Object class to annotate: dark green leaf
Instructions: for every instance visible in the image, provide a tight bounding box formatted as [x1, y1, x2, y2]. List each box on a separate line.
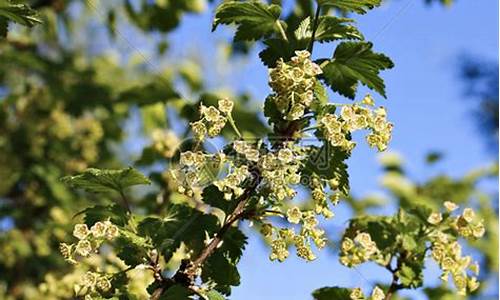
[397, 262, 424, 288]
[115, 230, 152, 266]
[138, 205, 219, 262]
[312, 286, 352, 300]
[201, 252, 240, 295]
[202, 185, 237, 214]
[213, 1, 282, 41]
[321, 42, 394, 99]
[117, 80, 179, 106]
[317, 0, 382, 14]
[61, 167, 151, 194]
[161, 284, 193, 300]
[78, 204, 129, 227]
[259, 38, 301, 67]
[304, 145, 350, 194]
[0, 17, 7, 37]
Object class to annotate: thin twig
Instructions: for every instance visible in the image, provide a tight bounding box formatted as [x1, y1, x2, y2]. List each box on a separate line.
[276, 20, 288, 41]
[308, 4, 321, 54]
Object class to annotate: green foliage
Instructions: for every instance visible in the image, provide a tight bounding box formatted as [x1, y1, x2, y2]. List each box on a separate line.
[312, 286, 352, 300]
[321, 42, 394, 99]
[0, 0, 494, 299]
[213, 1, 282, 41]
[317, 0, 382, 14]
[0, 0, 41, 37]
[61, 167, 151, 194]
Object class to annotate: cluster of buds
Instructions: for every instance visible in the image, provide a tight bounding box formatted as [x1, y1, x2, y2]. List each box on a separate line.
[263, 210, 327, 263]
[60, 221, 119, 263]
[151, 129, 180, 159]
[268, 50, 322, 120]
[310, 175, 337, 219]
[190, 99, 234, 140]
[430, 235, 480, 295]
[339, 232, 380, 267]
[74, 271, 112, 298]
[320, 98, 393, 152]
[349, 286, 385, 300]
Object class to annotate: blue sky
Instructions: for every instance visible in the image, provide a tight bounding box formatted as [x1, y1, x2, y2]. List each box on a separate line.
[97, 0, 499, 298]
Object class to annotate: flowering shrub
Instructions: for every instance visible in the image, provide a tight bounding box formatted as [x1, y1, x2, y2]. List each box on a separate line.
[27, 1, 488, 299]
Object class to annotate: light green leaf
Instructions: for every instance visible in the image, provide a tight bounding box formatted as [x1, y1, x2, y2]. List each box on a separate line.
[315, 16, 364, 42]
[295, 16, 363, 43]
[317, 0, 382, 14]
[61, 167, 151, 194]
[204, 290, 225, 300]
[213, 1, 282, 41]
[321, 42, 394, 99]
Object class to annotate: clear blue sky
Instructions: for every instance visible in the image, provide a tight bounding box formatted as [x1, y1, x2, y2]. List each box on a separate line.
[108, 0, 498, 298]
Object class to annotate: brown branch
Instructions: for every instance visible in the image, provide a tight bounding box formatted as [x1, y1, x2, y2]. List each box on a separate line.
[150, 169, 261, 299]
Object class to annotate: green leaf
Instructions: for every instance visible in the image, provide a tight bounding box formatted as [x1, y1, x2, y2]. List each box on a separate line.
[259, 38, 300, 67]
[312, 286, 352, 300]
[321, 42, 394, 99]
[199, 228, 246, 295]
[295, 16, 363, 43]
[0, 1, 41, 30]
[0, 17, 7, 37]
[317, 0, 382, 14]
[115, 230, 152, 266]
[304, 145, 350, 194]
[61, 167, 151, 194]
[202, 185, 237, 214]
[138, 205, 219, 262]
[213, 1, 282, 41]
[263, 96, 282, 126]
[161, 284, 193, 300]
[117, 80, 179, 106]
[397, 262, 424, 288]
[78, 204, 129, 227]
[310, 81, 329, 113]
[314, 16, 364, 42]
[201, 252, 240, 295]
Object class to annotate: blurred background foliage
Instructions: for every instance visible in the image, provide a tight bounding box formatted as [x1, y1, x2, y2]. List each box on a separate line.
[0, 0, 497, 299]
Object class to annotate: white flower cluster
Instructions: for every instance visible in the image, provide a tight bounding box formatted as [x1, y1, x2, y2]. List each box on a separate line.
[269, 50, 322, 120]
[190, 99, 234, 141]
[213, 164, 250, 200]
[427, 204, 484, 295]
[339, 232, 380, 267]
[428, 203, 485, 239]
[74, 271, 112, 298]
[60, 221, 119, 263]
[431, 234, 480, 295]
[259, 144, 302, 202]
[350, 286, 385, 300]
[320, 100, 393, 152]
[262, 209, 327, 263]
[170, 150, 209, 197]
